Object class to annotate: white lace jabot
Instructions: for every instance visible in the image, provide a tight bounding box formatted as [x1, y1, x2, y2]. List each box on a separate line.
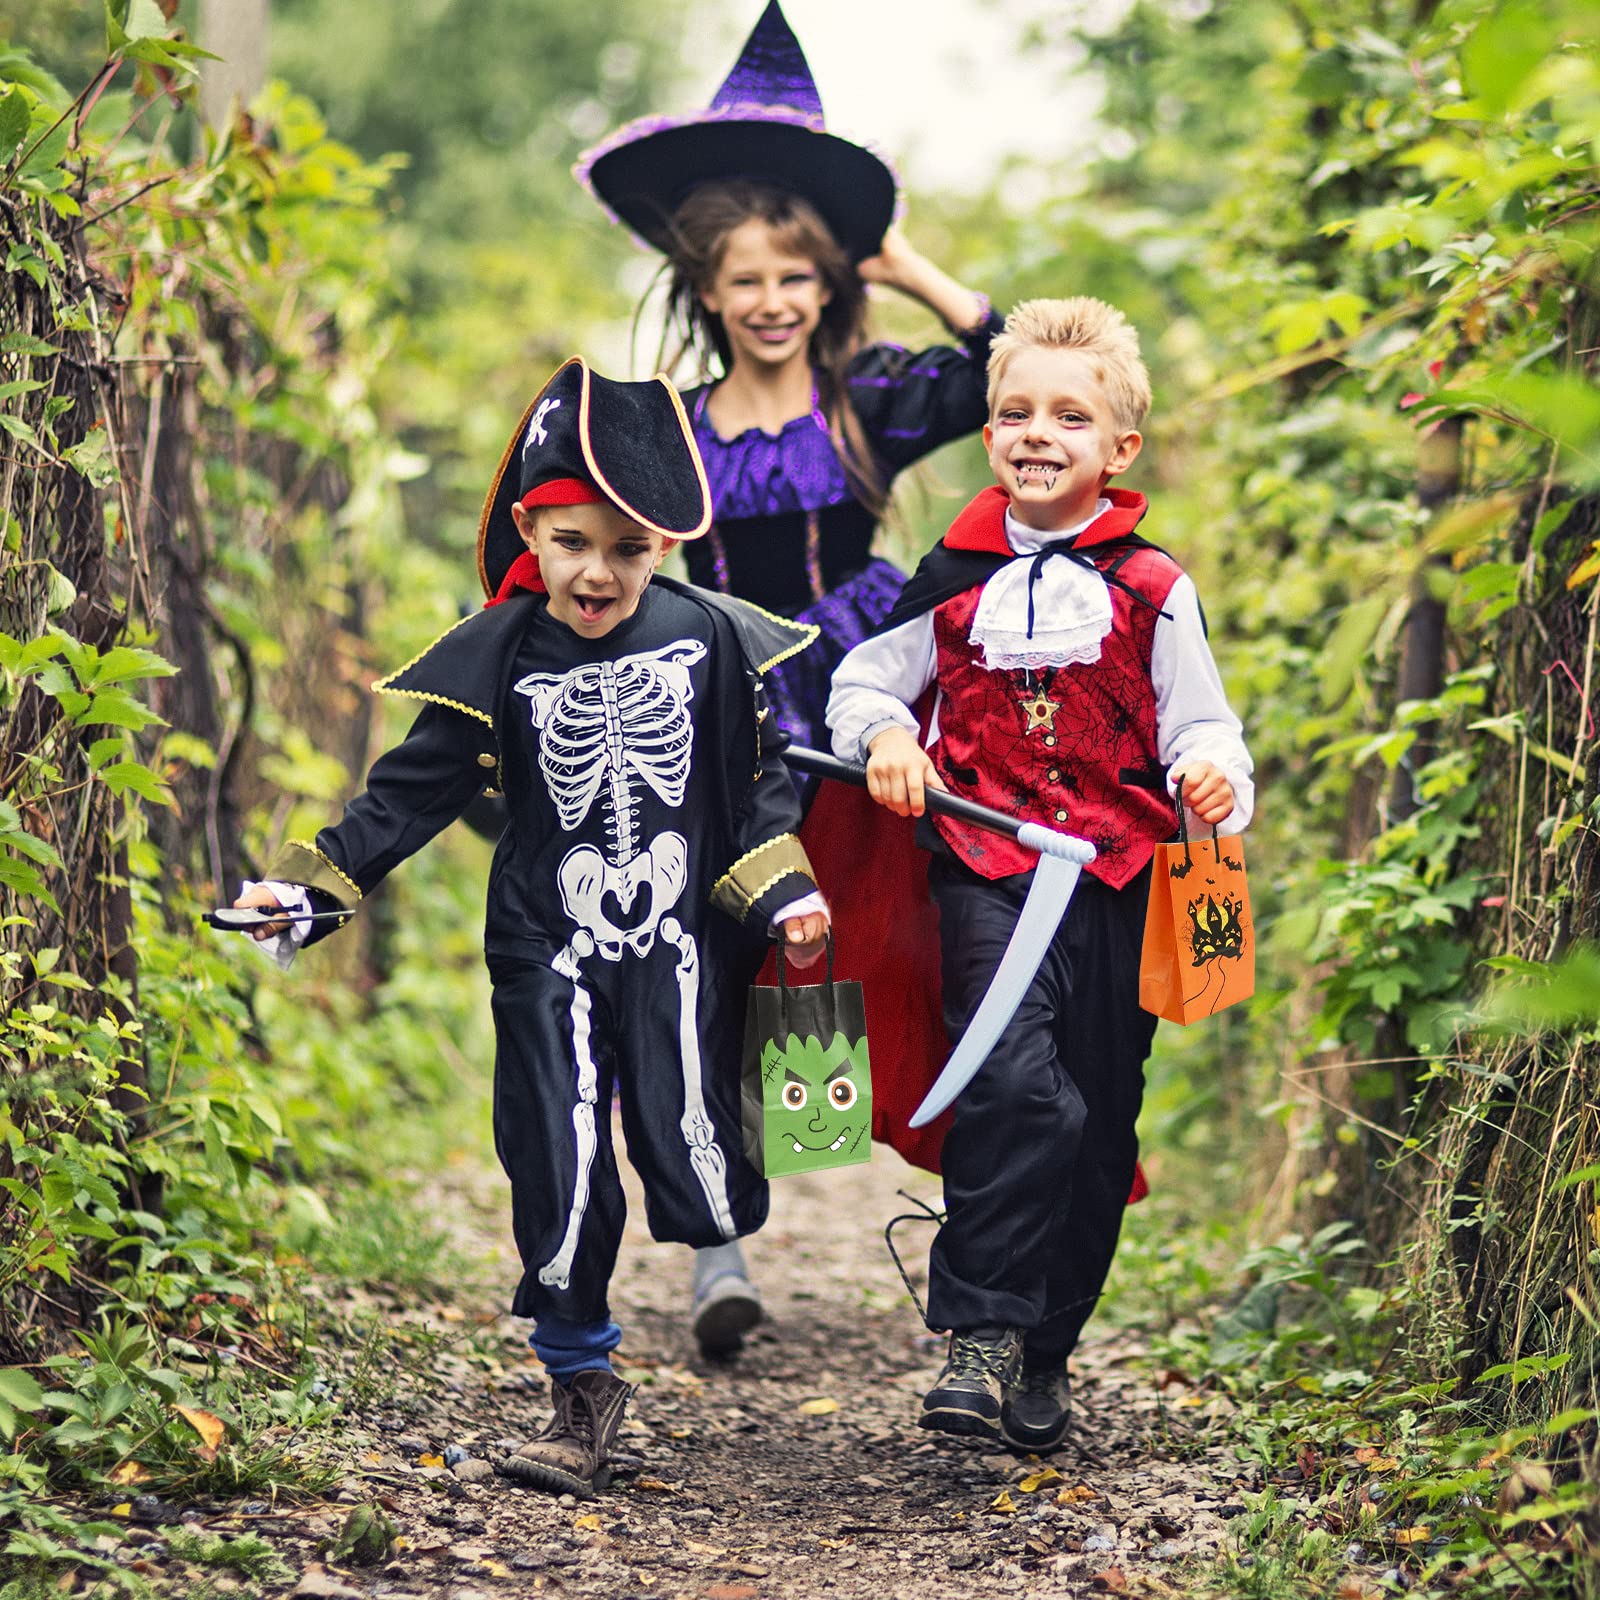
[970, 501, 1115, 672]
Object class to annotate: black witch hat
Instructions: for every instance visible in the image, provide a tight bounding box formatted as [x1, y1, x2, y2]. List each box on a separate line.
[477, 357, 711, 598]
[577, 0, 898, 263]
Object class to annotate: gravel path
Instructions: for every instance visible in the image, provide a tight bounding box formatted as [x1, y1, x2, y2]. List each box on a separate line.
[259, 1130, 1243, 1600]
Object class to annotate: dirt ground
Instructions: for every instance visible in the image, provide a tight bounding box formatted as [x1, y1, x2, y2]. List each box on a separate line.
[126, 1130, 1247, 1598]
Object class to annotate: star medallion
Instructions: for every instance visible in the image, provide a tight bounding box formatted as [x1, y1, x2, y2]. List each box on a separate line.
[1021, 690, 1059, 734]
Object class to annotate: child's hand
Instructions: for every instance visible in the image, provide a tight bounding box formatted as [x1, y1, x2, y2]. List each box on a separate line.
[232, 884, 290, 941]
[856, 226, 920, 290]
[866, 726, 947, 818]
[1171, 761, 1235, 827]
[780, 910, 829, 969]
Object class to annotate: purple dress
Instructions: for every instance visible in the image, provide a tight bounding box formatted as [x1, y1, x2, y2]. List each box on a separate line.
[682, 311, 1002, 750]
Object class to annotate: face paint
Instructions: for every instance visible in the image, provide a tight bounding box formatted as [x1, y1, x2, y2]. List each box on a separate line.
[744, 1029, 872, 1178]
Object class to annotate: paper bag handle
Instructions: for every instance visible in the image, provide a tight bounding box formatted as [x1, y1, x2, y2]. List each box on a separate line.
[1172, 776, 1223, 864]
[775, 930, 836, 1042]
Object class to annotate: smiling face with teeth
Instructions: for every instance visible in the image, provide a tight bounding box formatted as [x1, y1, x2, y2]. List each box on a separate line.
[984, 346, 1143, 532]
[697, 218, 833, 379]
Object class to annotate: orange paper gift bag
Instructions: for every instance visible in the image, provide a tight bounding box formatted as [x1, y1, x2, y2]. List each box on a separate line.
[1140, 788, 1254, 1024]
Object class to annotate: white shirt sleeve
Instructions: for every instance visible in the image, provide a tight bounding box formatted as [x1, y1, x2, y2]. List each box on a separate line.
[1153, 574, 1255, 835]
[825, 612, 938, 762]
[242, 879, 316, 971]
[769, 889, 829, 931]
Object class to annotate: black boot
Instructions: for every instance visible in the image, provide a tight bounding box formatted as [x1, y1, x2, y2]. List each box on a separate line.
[1000, 1349, 1071, 1453]
[919, 1327, 1021, 1441]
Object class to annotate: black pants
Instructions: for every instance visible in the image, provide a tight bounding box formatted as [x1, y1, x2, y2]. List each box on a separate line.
[926, 857, 1156, 1358]
[489, 928, 768, 1326]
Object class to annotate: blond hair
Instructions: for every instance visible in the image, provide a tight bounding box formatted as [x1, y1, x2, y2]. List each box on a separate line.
[986, 297, 1152, 432]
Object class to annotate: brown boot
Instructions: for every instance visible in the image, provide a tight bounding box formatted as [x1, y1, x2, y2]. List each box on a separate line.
[499, 1369, 632, 1497]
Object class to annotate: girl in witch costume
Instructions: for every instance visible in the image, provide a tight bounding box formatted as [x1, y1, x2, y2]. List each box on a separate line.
[232, 357, 828, 1497]
[578, 0, 1000, 1352]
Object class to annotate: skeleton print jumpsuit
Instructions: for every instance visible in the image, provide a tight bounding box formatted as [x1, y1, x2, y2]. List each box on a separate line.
[268, 580, 820, 1329]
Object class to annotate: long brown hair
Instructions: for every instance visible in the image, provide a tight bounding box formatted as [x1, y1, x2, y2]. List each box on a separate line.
[656, 181, 889, 518]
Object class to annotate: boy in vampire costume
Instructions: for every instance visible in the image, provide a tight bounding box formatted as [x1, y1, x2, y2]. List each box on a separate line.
[826, 298, 1253, 1453]
[234, 357, 828, 1496]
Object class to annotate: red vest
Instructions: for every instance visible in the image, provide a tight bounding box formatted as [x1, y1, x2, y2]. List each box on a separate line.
[927, 490, 1182, 890]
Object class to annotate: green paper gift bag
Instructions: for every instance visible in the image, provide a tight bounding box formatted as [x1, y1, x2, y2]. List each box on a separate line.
[741, 937, 872, 1178]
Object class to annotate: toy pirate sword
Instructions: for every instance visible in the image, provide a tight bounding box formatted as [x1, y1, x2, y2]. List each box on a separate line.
[782, 747, 1096, 1128]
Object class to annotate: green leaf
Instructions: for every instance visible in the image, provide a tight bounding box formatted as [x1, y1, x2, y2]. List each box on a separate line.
[0, 1369, 45, 1414]
[16, 117, 71, 187]
[121, 0, 174, 44]
[0, 90, 31, 156]
[96, 761, 172, 806]
[3, 830, 63, 871]
[78, 689, 165, 733]
[0, 857, 54, 909]
[1461, 0, 1555, 118]
[0, 332, 59, 359]
[87, 646, 176, 686]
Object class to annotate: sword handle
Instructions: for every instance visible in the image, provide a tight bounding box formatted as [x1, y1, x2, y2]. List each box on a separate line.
[783, 746, 1095, 865]
[202, 907, 353, 931]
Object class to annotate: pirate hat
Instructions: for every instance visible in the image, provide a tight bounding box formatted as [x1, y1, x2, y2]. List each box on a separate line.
[577, 1, 897, 263]
[477, 356, 711, 598]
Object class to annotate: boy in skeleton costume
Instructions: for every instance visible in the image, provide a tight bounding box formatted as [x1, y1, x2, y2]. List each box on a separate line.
[234, 358, 827, 1495]
[827, 300, 1252, 1453]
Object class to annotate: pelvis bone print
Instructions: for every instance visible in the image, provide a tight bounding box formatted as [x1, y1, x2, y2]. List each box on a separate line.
[514, 639, 736, 1286]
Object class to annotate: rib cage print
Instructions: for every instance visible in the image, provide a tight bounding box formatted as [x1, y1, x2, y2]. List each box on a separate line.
[517, 641, 703, 867]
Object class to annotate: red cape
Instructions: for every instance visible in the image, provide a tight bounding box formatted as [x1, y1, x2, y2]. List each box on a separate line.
[765, 484, 1152, 1199]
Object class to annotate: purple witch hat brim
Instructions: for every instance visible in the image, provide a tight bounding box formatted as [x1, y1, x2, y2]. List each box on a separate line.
[576, 0, 899, 263]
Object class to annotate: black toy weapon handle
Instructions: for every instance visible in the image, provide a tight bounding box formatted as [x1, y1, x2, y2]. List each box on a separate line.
[783, 745, 1033, 843]
[202, 907, 352, 931]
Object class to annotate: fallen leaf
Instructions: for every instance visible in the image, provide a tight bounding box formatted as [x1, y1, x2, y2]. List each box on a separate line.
[1366, 1457, 1400, 1472]
[1353, 1446, 1380, 1464]
[682, 1540, 727, 1556]
[798, 1397, 838, 1416]
[1175, 1394, 1204, 1408]
[174, 1406, 226, 1451]
[818, 1538, 849, 1550]
[1093, 1566, 1129, 1592]
[634, 1477, 675, 1492]
[1058, 1485, 1099, 1505]
[669, 1426, 692, 1439]
[436, 1306, 465, 1323]
[110, 1504, 131, 1518]
[418, 1454, 445, 1468]
[990, 1490, 1018, 1514]
[1393, 1527, 1430, 1546]
[109, 1462, 150, 1486]
[573, 1513, 604, 1532]
[1498, 1460, 1554, 1513]
[1019, 1467, 1063, 1493]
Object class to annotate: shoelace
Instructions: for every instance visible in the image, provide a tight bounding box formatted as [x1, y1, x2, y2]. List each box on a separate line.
[538, 1379, 608, 1447]
[948, 1334, 1016, 1383]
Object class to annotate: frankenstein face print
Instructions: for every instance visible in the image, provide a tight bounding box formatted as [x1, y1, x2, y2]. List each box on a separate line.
[745, 1026, 872, 1178]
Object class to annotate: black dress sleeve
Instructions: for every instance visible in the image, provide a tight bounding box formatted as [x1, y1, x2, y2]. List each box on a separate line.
[709, 683, 819, 928]
[265, 702, 489, 936]
[843, 307, 1004, 475]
